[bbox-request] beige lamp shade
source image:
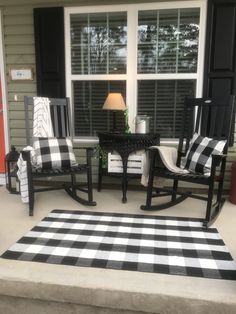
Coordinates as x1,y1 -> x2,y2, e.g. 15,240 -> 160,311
102,93 -> 126,111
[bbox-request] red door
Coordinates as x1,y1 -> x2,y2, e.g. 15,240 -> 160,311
0,76 -> 5,173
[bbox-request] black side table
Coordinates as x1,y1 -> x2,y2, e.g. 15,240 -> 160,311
97,133 -> 160,203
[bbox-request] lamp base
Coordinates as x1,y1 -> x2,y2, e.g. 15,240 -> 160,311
112,111 -> 118,133
109,110 -> 125,133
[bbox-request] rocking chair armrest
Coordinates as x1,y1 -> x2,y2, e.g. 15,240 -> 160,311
20,150 -> 33,175
85,147 -> 96,159
74,147 -> 96,168
146,147 -> 160,166
147,146 -> 159,152
147,146 -> 161,158
76,147 -> 96,158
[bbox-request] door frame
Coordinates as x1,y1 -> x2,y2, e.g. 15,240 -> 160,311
0,10 -> 9,184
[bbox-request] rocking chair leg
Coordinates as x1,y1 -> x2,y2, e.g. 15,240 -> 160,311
206,176 -> 226,227
29,190 -> 34,217
216,160 -> 226,206
145,172 -> 154,208
204,180 -> 214,226
172,179 -> 178,201
216,177 -> 225,210
145,155 -> 156,209
217,180 -> 223,203
71,173 -> 76,196
87,166 -> 93,203
26,159 -> 34,216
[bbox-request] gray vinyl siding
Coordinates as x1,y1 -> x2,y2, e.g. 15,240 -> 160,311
0,0 -> 236,190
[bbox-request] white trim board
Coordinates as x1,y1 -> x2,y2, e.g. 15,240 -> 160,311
0,10 -> 9,153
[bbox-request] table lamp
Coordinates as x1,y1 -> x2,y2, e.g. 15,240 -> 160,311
102,93 -> 126,133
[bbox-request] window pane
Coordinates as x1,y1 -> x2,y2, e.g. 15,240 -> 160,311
138,8 -> 199,73
73,81 -> 126,136
71,12 -> 127,74
137,80 -> 196,138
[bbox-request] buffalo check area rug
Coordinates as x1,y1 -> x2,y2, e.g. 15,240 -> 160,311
2,209 -> 236,280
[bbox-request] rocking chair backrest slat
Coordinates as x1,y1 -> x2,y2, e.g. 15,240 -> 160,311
60,105 -> 66,137
186,108 -> 194,151
52,105 -> 59,137
199,105 -> 210,137
182,96 -> 235,155
208,105 -> 218,137
177,102 -> 194,164
24,96 -> 71,146
194,105 -> 201,135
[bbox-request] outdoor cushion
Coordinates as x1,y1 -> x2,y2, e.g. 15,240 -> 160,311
181,133 -> 226,175
34,137 -> 77,169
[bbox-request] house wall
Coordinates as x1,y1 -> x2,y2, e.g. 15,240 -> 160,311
0,0 -> 235,190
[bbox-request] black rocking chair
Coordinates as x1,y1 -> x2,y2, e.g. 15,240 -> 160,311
141,96 -> 235,227
22,96 -> 96,216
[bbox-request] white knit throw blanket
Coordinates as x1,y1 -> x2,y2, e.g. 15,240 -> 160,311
33,97 -> 54,138
141,146 -> 189,187
17,97 -> 54,203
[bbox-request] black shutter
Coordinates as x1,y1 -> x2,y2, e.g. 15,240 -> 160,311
34,7 -> 65,97
203,0 -> 236,145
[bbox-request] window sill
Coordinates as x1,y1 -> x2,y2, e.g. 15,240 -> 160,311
73,136 -> 179,146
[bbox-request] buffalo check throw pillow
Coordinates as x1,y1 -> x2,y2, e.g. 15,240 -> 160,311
34,137 -> 78,169
182,133 -> 226,176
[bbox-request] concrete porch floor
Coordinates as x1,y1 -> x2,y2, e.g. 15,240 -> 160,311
0,185 -> 236,314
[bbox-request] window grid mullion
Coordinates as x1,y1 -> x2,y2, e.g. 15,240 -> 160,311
155,11 -> 160,73
176,9 -> 180,73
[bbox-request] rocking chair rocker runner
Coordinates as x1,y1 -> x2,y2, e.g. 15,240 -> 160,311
141,96 -> 235,227
23,96 -> 96,216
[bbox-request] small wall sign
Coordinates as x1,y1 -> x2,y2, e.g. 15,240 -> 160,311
10,68 -> 33,81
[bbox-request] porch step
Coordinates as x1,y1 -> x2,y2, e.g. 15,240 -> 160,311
0,259 -> 236,314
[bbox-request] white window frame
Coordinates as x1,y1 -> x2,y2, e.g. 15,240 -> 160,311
64,0 -> 207,144
0,10 -> 9,183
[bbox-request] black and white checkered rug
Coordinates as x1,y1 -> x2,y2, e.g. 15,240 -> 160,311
2,209 -> 236,280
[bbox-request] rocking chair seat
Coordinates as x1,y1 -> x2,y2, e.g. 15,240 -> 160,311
156,167 -> 210,183
31,164 -> 88,176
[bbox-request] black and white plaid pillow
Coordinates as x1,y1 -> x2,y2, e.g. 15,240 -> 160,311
34,137 -> 78,169
181,133 -> 226,175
